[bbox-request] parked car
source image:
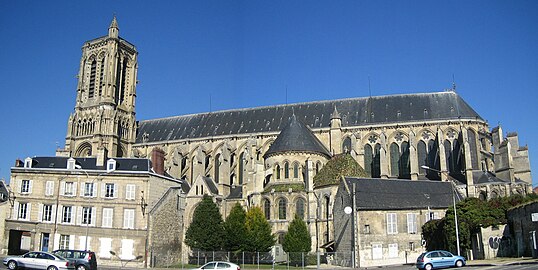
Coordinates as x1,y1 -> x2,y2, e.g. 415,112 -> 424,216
51,250 -> 97,270
2,251 -> 75,270
416,250 -> 466,270
193,261 -> 240,270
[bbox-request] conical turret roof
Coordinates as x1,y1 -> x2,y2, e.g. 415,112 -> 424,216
264,114 -> 331,158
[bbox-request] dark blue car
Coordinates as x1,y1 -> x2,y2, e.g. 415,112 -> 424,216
416,250 -> 465,270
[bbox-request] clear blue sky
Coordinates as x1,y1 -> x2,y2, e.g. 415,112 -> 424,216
1,1 -> 537,186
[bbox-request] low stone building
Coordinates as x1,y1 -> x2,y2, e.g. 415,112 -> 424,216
506,201 -> 538,258
333,177 -> 455,268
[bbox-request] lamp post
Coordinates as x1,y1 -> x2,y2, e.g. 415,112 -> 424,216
421,165 -> 461,256
74,165 -> 115,251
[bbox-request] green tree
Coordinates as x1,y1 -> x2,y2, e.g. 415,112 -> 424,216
224,203 -> 248,252
283,215 -> 311,253
185,195 -> 225,251
245,206 -> 275,252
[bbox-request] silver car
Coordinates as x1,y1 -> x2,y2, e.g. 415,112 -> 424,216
193,261 -> 240,270
2,251 -> 75,270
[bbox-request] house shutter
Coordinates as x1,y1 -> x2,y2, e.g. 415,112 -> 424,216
101,183 -> 106,198
113,184 -> 118,198
12,202 -> 19,220
38,203 -> 43,222
73,182 -> 78,196
53,234 -> 60,250
91,207 -> 96,226
77,206 -> 83,225
69,235 -> 75,249
80,183 -> 86,197
92,183 -> 98,198
60,181 -> 65,195
28,180 -> 33,194
27,203 -> 32,221
46,181 -> 54,196
51,204 -> 57,223
58,204 -> 63,223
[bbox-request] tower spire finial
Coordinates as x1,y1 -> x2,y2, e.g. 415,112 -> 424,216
108,16 -> 119,38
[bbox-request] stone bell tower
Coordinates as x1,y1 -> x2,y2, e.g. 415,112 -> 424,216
58,17 -> 138,160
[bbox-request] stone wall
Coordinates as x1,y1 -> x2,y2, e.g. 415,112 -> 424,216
507,201 -> 538,257
149,188 -> 184,267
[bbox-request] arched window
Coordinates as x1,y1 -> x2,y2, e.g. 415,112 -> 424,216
275,164 -> 281,180
400,141 -> 410,178
98,58 -> 105,97
284,162 -> 290,179
427,139 -> 440,180
296,198 -> 305,219
214,154 -> 221,183
324,196 -> 330,219
372,144 -> 381,178
264,199 -> 271,220
390,143 -> 400,177
468,129 -> 479,170
278,198 -> 287,220
119,57 -> 128,104
364,144 -> 373,177
205,154 -> 211,175
316,162 -> 321,174
444,140 -> 453,174
342,137 -> 352,153
88,60 -> 97,98
239,152 -> 245,185
293,162 -> 299,178
418,140 -> 427,175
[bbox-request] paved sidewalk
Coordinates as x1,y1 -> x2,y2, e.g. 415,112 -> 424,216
465,257 -> 538,266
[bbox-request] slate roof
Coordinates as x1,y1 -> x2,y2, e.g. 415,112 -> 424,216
14,157 -> 151,172
201,176 -> 219,195
136,91 -> 483,144
344,177 -> 455,210
264,114 -> 331,158
472,171 -> 509,185
227,186 -> 243,199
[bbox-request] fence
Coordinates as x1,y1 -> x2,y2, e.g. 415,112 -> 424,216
162,251 -> 355,269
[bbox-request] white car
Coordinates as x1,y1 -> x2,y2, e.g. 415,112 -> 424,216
2,251 -> 75,270
194,261 -> 240,270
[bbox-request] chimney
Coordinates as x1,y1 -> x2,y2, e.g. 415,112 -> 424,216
151,148 -> 166,175
15,159 -> 23,167
96,146 -> 108,167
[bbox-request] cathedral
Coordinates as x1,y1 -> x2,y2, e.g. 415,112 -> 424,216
3,18 -> 532,266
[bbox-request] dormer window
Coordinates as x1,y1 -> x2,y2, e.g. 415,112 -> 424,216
107,159 -> 116,172
24,157 -> 32,168
67,158 -> 76,170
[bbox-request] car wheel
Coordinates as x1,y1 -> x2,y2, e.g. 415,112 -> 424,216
47,266 -> 58,270
424,263 -> 433,270
455,260 -> 464,267
7,260 -> 17,270
76,265 -> 87,270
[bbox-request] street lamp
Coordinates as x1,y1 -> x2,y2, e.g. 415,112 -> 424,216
421,165 -> 461,256
74,164 -> 115,251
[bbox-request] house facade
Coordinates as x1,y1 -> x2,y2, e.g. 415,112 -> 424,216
3,155 -> 183,267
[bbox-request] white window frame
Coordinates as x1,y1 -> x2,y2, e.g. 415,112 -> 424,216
43,204 -> 53,222
64,182 -> 75,196
102,208 -> 113,228
82,207 -> 93,225
21,180 -> 31,194
18,202 -> 29,220
407,213 -> 417,234
104,183 -> 115,198
387,213 -> 397,234
84,182 -> 95,197
123,209 -> 135,229
59,234 -> 70,250
125,185 -> 136,200
24,157 -> 32,168
63,206 -> 73,224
